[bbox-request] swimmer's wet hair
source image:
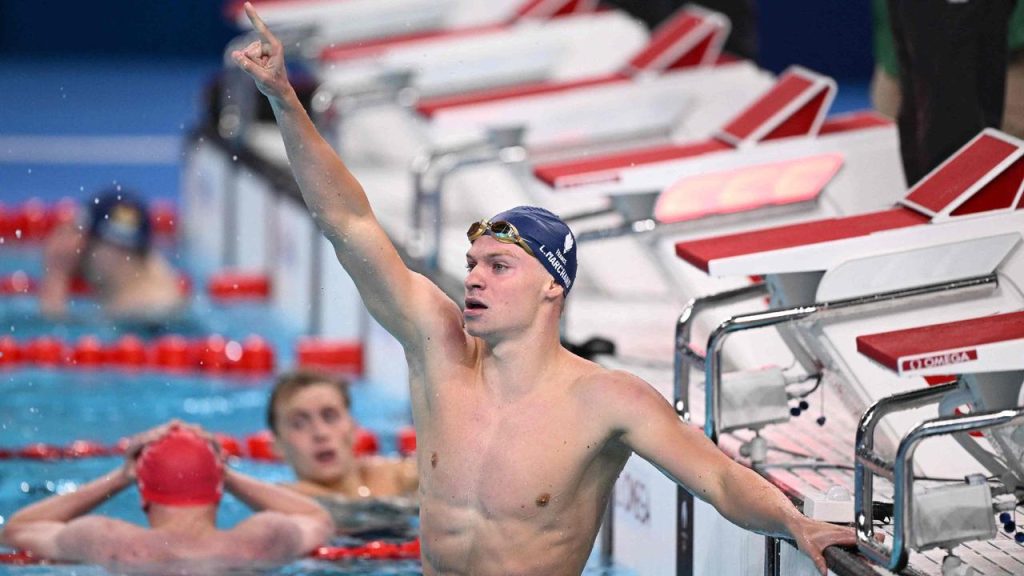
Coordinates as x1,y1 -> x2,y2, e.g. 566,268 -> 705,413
267,368 -> 352,434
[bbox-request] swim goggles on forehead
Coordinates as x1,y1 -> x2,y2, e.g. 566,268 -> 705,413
466,219 -> 535,257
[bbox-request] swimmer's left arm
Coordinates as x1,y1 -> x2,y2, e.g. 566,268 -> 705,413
1,467 -> 133,559
606,371 -> 855,576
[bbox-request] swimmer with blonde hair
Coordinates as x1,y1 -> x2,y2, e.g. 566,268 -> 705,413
268,369 -> 418,535
0,421 -> 333,565
234,3 -> 856,574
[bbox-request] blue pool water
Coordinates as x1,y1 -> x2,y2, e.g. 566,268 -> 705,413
0,245 -> 421,574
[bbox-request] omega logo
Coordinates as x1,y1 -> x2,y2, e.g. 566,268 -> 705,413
615,471 -> 651,525
901,349 -> 977,372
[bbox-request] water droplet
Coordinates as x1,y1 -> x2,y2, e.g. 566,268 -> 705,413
14,229 -> 21,239
232,155 -> 238,162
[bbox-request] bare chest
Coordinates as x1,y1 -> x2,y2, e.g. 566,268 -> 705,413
418,389 -> 613,519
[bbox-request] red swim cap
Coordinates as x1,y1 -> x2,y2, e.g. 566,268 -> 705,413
136,427 -> 223,507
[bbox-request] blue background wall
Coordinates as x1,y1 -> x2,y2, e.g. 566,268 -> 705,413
0,0 -> 876,80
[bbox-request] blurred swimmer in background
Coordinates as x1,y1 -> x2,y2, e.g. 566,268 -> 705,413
40,187 -> 184,322
269,369 -> 419,537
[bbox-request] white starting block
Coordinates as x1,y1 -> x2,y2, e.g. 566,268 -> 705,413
854,311 -> 1024,573
516,67 -> 905,346
407,7 -> 770,158
226,0 -> 596,45
672,128 -> 1024,481
315,10 -> 649,99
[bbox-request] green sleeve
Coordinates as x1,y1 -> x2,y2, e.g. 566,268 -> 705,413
872,0 -> 900,76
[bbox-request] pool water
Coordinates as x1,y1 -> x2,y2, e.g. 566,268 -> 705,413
0,245 -> 421,575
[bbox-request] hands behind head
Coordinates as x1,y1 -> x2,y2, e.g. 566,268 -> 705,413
120,420 -> 225,480
231,2 -> 291,100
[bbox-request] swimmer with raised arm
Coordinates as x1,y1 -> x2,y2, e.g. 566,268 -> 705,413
0,421 -> 333,565
232,4 -> 855,574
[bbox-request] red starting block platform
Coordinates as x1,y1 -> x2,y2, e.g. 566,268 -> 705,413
857,311 -> 1024,377
674,129 -> 1024,278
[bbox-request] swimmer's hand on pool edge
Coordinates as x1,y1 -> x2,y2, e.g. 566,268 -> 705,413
232,3 -> 291,101
785,515 -> 858,576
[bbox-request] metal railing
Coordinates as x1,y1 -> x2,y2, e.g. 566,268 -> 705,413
673,282 -> 769,422
854,382 -> 1024,571
410,126 -> 527,274
311,69 -> 416,155
702,273 -> 998,444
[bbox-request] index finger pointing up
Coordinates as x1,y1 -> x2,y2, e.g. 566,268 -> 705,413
243,2 -> 272,39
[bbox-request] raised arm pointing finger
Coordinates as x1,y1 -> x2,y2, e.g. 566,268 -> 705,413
231,2 -> 290,99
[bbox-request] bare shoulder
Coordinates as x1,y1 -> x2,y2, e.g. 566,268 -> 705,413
570,359 -> 653,399
568,360 -> 670,426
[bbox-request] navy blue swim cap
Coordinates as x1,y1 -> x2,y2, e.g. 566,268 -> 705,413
82,188 -> 152,253
487,206 -> 577,295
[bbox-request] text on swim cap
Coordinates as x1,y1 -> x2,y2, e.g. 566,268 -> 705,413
538,244 -> 572,288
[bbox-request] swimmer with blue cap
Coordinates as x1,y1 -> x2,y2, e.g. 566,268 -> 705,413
235,3 -> 857,573
0,420 -> 333,565
39,187 -> 184,321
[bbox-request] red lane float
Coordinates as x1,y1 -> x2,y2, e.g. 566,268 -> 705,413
397,426 -> 417,457
207,271 -> 272,301
0,551 -> 43,565
0,198 -> 176,244
0,429 -> 385,462
0,538 -> 421,565
312,538 -> 421,561
296,339 -> 363,376
0,334 -> 275,374
353,428 -> 379,457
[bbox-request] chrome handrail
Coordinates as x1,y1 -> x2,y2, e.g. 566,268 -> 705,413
855,385 -> 1024,571
703,273 -> 998,444
853,382 -> 958,570
311,69 -> 415,155
673,282 -> 769,422
410,126 -> 527,274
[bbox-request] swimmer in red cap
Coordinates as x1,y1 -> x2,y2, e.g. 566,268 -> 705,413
39,188 -> 184,321
1,421 -> 333,565
268,369 -> 418,535
234,3 -> 856,574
